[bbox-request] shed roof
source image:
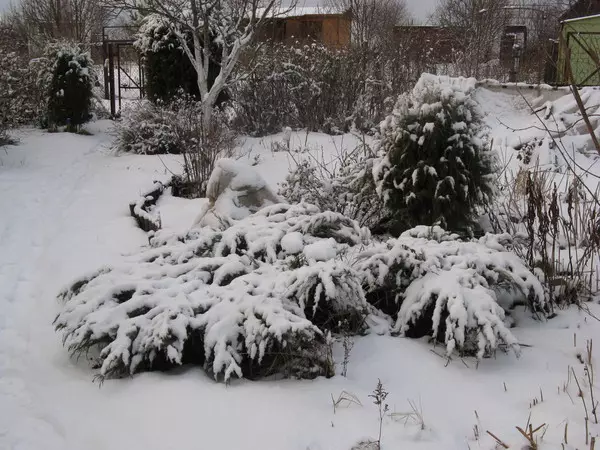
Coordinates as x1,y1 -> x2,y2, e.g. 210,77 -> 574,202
254,6 -> 347,18
562,13 -> 600,23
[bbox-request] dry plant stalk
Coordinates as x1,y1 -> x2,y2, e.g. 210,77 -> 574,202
331,391 -> 362,414
516,421 -> 546,450
389,398 -> 425,430
572,366 -> 591,444
486,430 -> 509,448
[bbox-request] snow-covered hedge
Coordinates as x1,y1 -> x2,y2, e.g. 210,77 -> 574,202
55,201 -> 546,381
0,50 -> 44,129
231,42 -> 401,136
114,100 -> 181,154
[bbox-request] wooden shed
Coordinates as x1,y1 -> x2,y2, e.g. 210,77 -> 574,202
257,7 -> 351,47
557,14 -> 600,85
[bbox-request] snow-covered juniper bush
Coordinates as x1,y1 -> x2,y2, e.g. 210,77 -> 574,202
375,74 -> 495,235
55,201 -> 546,382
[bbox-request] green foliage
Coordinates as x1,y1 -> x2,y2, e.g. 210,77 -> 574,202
135,14 -> 226,105
142,33 -> 199,102
45,42 -> 93,129
375,75 -> 495,235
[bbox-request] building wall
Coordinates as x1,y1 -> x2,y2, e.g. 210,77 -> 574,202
558,15 -> 600,85
258,14 -> 351,47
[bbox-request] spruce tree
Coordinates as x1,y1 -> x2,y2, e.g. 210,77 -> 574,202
375,75 -> 494,235
46,43 -> 93,130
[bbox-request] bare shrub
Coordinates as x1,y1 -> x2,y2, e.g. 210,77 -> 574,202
279,137 -> 386,230
489,159 -> 600,308
231,42 -> 410,136
0,127 -> 17,147
176,109 -> 237,198
114,93 -> 236,197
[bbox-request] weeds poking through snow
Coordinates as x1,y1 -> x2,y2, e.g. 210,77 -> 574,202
389,398 -> 425,430
369,379 -> 389,449
331,391 -> 362,414
341,334 -> 354,378
572,365 -> 591,444
340,318 -> 355,378
486,430 -> 509,448
530,388 -> 544,407
515,414 -> 546,450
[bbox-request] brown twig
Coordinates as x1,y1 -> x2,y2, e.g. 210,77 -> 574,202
486,430 -> 509,448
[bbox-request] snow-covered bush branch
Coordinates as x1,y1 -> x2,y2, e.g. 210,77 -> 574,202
355,227 -> 546,358
55,202 -> 370,381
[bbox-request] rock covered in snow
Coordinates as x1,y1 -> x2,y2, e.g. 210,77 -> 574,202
195,158 -> 281,227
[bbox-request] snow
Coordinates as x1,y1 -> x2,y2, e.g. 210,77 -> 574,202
2,105 -> 600,450
281,231 -> 304,254
303,238 -> 337,261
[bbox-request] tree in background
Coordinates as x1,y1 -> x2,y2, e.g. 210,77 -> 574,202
7,0 -> 114,53
105,0 -> 294,128
434,0 -> 510,78
327,0 -> 409,48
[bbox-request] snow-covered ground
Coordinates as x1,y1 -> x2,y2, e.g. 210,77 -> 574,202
2,93 -> 600,450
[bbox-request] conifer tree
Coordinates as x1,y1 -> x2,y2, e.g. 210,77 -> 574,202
375,75 -> 494,235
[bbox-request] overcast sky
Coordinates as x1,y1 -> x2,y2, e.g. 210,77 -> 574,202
293,0 -> 438,22
0,0 -> 439,23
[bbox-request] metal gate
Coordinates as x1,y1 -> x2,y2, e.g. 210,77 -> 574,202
102,26 -> 145,116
